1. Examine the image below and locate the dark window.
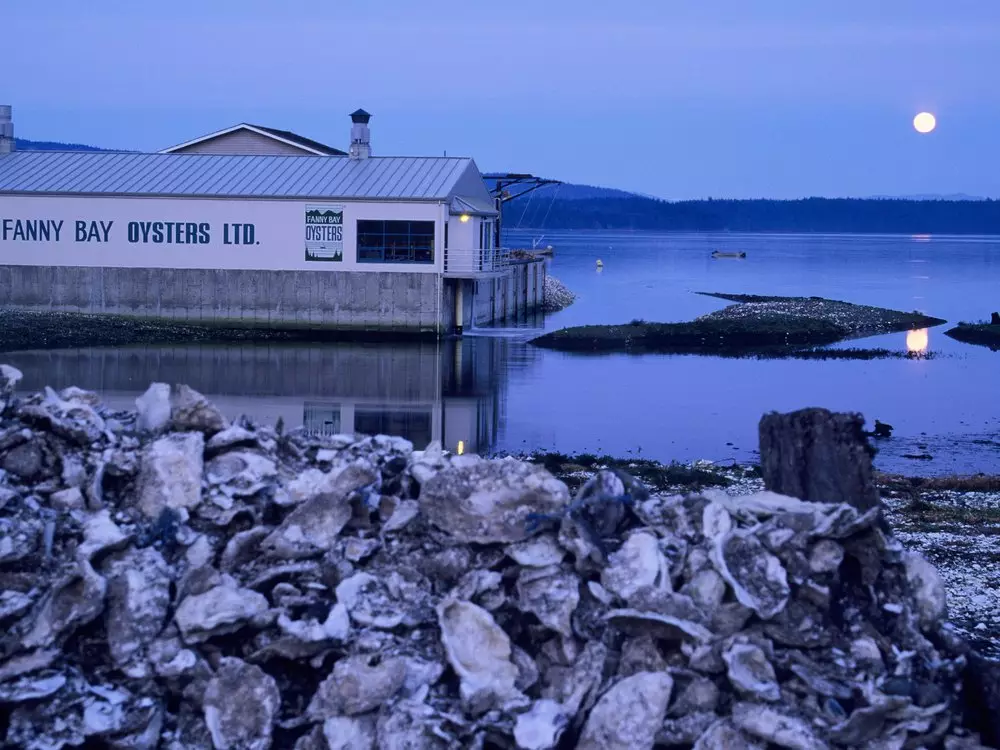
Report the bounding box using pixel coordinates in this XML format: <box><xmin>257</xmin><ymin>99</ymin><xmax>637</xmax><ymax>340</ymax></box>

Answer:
<box><xmin>355</xmin><ymin>409</ymin><xmax>432</xmax><ymax>449</ymax></box>
<box><xmin>356</xmin><ymin>220</ymin><xmax>435</xmax><ymax>264</ymax></box>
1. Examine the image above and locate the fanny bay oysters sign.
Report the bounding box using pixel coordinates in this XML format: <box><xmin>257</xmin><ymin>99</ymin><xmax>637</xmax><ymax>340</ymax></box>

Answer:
<box><xmin>304</xmin><ymin>204</ymin><xmax>344</xmax><ymax>262</ymax></box>
<box><xmin>0</xmin><ymin>218</ymin><xmax>257</xmax><ymax>245</ymax></box>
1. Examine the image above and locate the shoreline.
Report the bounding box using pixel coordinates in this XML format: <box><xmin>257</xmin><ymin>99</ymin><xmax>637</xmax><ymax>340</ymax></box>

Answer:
<box><xmin>0</xmin><ymin>308</ymin><xmax>440</xmax><ymax>353</ymax></box>
<box><xmin>531</xmin><ymin>293</ymin><xmax>947</xmax><ymax>356</ymax></box>
<box><xmin>945</xmin><ymin>323</ymin><xmax>1000</xmax><ymax>351</ymax></box>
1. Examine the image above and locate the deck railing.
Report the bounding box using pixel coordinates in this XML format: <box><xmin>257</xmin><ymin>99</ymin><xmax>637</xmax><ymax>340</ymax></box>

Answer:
<box><xmin>443</xmin><ymin>247</ymin><xmax>511</xmax><ymax>274</ymax></box>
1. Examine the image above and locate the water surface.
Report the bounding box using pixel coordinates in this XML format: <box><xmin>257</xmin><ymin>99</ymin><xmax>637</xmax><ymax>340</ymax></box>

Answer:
<box><xmin>7</xmin><ymin>231</ymin><xmax>999</xmax><ymax>476</ymax></box>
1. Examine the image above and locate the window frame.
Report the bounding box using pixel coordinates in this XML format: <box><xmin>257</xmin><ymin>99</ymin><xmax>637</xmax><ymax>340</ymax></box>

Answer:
<box><xmin>356</xmin><ymin>219</ymin><xmax>436</xmax><ymax>265</ymax></box>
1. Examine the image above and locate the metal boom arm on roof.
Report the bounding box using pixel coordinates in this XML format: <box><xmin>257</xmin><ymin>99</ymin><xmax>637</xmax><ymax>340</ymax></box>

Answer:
<box><xmin>483</xmin><ymin>173</ymin><xmax>562</xmax><ymax>249</ymax></box>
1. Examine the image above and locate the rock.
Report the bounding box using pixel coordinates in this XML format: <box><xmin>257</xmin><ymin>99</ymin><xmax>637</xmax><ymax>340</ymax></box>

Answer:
<box><xmin>50</xmin><ymin>486</ymin><xmax>85</xmax><ymax>510</ymax></box>
<box><xmin>694</xmin><ymin>720</ymin><xmax>765</xmax><ymax>750</ymax></box>
<box><xmin>0</xmin><ymin>672</ymin><xmax>67</xmax><ymax>702</ymax></box>
<box><xmin>104</xmin><ymin>547</ymin><xmax>172</xmax><ymax>675</ymax></box>
<box><xmin>323</xmin><ymin>716</ymin><xmax>376</xmax><ymax>750</ymax></box>
<box><xmin>0</xmin><ymin>364</ymin><xmax>23</xmax><ymax>412</ymax></box>
<box><xmin>203</xmin><ymin>657</ymin><xmax>280</xmax><ymax>750</ymax></box>
<box><xmin>904</xmin><ymin>551</ymin><xmax>947</xmax><ymax>629</ymax></box>
<box><xmin>437</xmin><ymin>598</ymin><xmax>523</xmax><ymax>714</ymax></box>
<box><xmin>135</xmin><ymin>383</ymin><xmax>171</xmax><ymax>434</ymax></box>
<box><xmin>308</xmin><ymin>654</ymin><xmax>406</xmax><ymax>718</ymax></box>
<box><xmin>278</xmin><ymin>603</ymin><xmax>350</xmax><ymax>643</ymax></box>
<box><xmin>421</xmin><ymin>458</ymin><xmax>570</xmax><ymax>544</ymax></box>
<box><xmin>668</xmin><ymin>676</ymin><xmax>720</xmax><ymax>717</ymax></box>
<box><xmin>1</xmin><ymin>438</ymin><xmax>44</xmax><ymax>480</ymax></box>
<box><xmin>336</xmin><ymin>571</ymin><xmax>432</xmax><ymax>630</ymax></box>
<box><xmin>19</xmin><ymin>387</ymin><xmax>107</xmax><ymax>446</ymax></box>
<box><xmin>515</xmin><ymin>565</ymin><xmax>579</xmax><ymax>637</ymax></box>
<box><xmin>731</xmin><ymin>702</ymin><xmax>828</xmax><ymax>750</ymax></box>
<box><xmin>724</xmin><ymin>641</ymin><xmax>781</xmax><ymax>702</ymax></box>
<box><xmin>220</xmin><ymin>527</ymin><xmax>271</xmax><ymax>571</ymax></box>
<box><xmin>169</xmin><ymin>384</ymin><xmax>228</xmax><ymax>434</ymax></box>
<box><xmin>0</xmin><ymin>381</ymin><xmax>990</xmax><ymax>750</ymax></box>
<box><xmin>514</xmin><ymin>699</ymin><xmax>568</xmax><ymax>749</ymax></box>
<box><xmin>206</xmin><ymin>424</ymin><xmax>258</xmax><ymax>453</ymax></box>
<box><xmin>20</xmin><ymin>558</ymin><xmax>107</xmax><ymax>649</ymax></box>
<box><xmin>136</xmin><ymin>433</ymin><xmax>205</xmax><ymax>518</ymax></box>
<box><xmin>808</xmin><ymin>539</ymin><xmax>844</xmax><ymax>574</ymax></box>
<box><xmin>263</xmin><ymin>463</ymin><xmax>377</xmax><ymax>558</ymax></box>
<box><xmin>542</xmin><ymin>275</ymin><xmax>576</xmax><ymax>313</ymax></box>
<box><xmin>174</xmin><ymin>580</ymin><xmax>270</xmax><ymax>643</ymax></box>
<box><xmin>506</xmin><ymin>533</ymin><xmax>565</xmax><ymax>567</ymax></box>
<box><xmin>711</xmin><ymin>528</ymin><xmax>790</xmax><ymax>620</ymax></box>
<box><xmin>606</xmin><ymin>607</ymin><xmax>714</xmax><ymax>642</ymax></box>
<box><xmin>205</xmin><ymin>450</ymin><xmax>277</xmax><ymax>498</ymax></box>
<box><xmin>576</xmin><ymin>672</ymin><xmax>673</xmax><ymax>750</ymax></box>
<box><xmin>601</xmin><ymin>530</ymin><xmax>671</xmax><ymax>602</ymax></box>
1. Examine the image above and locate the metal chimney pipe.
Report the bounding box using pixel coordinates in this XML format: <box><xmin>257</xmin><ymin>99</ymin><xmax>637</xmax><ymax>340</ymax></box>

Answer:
<box><xmin>349</xmin><ymin>108</ymin><xmax>372</xmax><ymax>160</ymax></box>
<box><xmin>0</xmin><ymin>105</ymin><xmax>14</xmax><ymax>154</ymax></box>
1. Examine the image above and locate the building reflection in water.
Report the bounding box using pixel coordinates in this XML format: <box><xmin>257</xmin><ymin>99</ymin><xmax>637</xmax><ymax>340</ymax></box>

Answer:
<box><xmin>8</xmin><ymin>337</ymin><xmax>516</xmax><ymax>456</ymax></box>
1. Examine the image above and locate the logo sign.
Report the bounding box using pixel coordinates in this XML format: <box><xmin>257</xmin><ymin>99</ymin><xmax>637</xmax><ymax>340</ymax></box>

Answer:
<box><xmin>305</xmin><ymin>204</ymin><xmax>344</xmax><ymax>262</ymax></box>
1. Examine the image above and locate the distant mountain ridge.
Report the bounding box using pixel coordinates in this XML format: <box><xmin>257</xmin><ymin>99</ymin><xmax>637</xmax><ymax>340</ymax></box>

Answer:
<box><xmin>7</xmin><ymin>139</ymin><xmax>997</xmax><ymax>233</ymax></box>
<box><xmin>13</xmin><ymin>138</ymin><xmax>109</xmax><ymax>152</ymax></box>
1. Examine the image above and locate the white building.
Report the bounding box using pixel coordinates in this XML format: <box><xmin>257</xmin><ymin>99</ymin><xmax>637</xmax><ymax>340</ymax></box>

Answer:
<box><xmin>0</xmin><ymin>106</ymin><xmax>545</xmax><ymax>335</ymax></box>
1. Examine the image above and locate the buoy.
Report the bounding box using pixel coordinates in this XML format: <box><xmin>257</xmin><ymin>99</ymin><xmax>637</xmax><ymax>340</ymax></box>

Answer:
<box><xmin>596</xmin><ymin>259</ymin><xmax>604</xmax><ymax>268</ymax></box>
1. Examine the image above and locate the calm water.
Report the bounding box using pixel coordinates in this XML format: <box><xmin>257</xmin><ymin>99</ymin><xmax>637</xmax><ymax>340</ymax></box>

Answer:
<box><xmin>7</xmin><ymin>231</ymin><xmax>1000</xmax><ymax>476</ymax></box>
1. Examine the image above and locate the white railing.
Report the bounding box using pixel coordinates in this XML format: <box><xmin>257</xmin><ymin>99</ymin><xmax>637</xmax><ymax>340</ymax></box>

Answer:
<box><xmin>443</xmin><ymin>247</ymin><xmax>511</xmax><ymax>274</ymax></box>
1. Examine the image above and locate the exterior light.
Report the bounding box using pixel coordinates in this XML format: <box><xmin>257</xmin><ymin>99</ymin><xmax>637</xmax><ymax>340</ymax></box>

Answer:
<box><xmin>457</xmin><ymin>440</ymin><xmax>465</xmax><ymax>455</ymax></box>
<box><xmin>459</xmin><ymin>214</ymin><xmax>470</xmax><ymax>223</ymax></box>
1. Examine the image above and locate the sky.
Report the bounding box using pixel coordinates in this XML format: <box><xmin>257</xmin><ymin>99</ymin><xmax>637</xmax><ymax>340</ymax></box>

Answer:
<box><xmin>7</xmin><ymin>0</ymin><xmax>999</xmax><ymax>200</ymax></box>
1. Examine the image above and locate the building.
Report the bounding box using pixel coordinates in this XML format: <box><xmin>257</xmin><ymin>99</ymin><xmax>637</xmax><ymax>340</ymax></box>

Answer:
<box><xmin>0</xmin><ymin>106</ymin><xmax>545</xmax><ymax>336</ymax></box>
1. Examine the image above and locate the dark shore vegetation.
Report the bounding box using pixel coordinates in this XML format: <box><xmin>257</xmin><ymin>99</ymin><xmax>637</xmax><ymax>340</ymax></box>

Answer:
<box><xmin>944</xmin><ymin>323</ymin><xmax>1000</xmax><ymax>351</ymax></box>
<box><xmin>517</xmin><ymin>451</ymin><xmax>746</xmax><ymax>492</ymax></box>
<box><xmin>531</xmin><ymin>293</ymin><xmax>946</xmax><ymax>356</ymax></box>
<box><xmin>875</xmin><ymin>472</ymin><xmax>1000</xmax><ymax>494</ymax></box>
<box><xmin>0</xmin><ymin>308</ymin><xmax>435</xmax><ymax>353</ymax></box>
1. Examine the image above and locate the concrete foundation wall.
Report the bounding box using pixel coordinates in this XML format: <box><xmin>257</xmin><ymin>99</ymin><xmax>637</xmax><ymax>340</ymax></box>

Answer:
<box><xmin>466</xmin><ymin>260</ymin><xmax>545</xmax><ymax>327</ymax></box>
<box><xmin>0</xmin><ymin>265</ymin><xmax>444</xmax><ymax>333</ymax></box>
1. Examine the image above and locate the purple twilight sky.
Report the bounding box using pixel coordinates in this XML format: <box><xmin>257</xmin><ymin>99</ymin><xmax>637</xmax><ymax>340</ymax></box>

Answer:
<box><xmin>7</xmin><ymin>0</ymin><xmax>999</xmax><ymax>199</ymax></box>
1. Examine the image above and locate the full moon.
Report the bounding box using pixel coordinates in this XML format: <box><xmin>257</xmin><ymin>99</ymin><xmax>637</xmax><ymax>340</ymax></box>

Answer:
<box><xmin>913</xmin><ymin>112</ymin><xmax>937</xmax><ymax>134</ymax></box>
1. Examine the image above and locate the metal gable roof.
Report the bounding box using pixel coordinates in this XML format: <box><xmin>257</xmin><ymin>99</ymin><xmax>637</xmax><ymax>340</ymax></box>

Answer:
<box><xmin>0</xmin><ymin>151</ymin><xmax>478</xmax><ymax>201</ymax></box>
<box><xmin>159</xmin><ymin>123</ymin><xmax>347</xmax><ymax>155</ymax></box>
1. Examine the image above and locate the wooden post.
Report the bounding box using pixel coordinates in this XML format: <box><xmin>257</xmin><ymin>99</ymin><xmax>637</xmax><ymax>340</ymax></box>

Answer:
<box><xmin>758</xmin><ymin>407</ymin><xmax>880</xmax><ymax>510</ymax></box>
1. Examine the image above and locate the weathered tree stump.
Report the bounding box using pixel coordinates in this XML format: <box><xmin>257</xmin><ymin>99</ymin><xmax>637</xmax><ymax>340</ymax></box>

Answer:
<box><xmin>758</xmin><ymin>407</ymin><xmax>879</xmax><ymax>510</ymax></box>
<box><xmin>991</xmin><ymin>311</ymin><xmax>1000</xmax><ymax>326</ymax></box>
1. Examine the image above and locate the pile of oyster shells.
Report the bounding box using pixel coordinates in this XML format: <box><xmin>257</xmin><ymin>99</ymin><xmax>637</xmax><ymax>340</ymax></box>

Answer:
<box><xmin>0</xmin><ymin>365</ymin><xmax>993</xmax><ymax>749</ymax></box>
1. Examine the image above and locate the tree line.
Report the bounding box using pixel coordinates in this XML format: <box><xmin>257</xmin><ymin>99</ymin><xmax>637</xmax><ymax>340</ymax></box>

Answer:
<box><xmin>506</xmin><ymin>196</ymin><xmax>1000</xmax><ymax>234</ymax></box>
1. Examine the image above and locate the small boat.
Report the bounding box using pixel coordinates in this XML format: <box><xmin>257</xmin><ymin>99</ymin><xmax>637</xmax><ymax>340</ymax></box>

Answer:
<box><xmin>711</xmin><ymin>250</ymin><xmax>746</xmax><ymax>259</ymax></box>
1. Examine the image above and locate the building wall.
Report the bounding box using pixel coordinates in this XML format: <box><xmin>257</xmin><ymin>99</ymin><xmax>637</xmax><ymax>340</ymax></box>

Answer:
<box><xmin>0</xmin><ymin>195</ymin><xmax>445</xmax><ymax>274</ymax></box>
<box><xmin>168</xmin><ymin>130</ymin><xmax>318</xmax><ymax>155</ymax></box>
